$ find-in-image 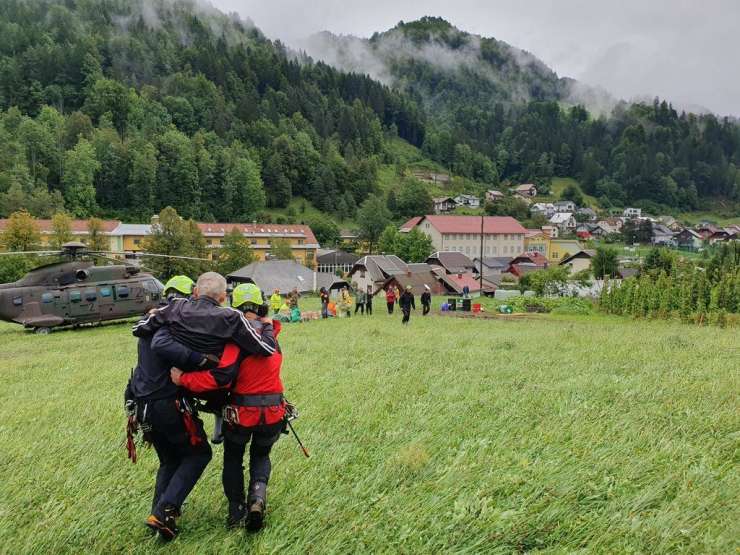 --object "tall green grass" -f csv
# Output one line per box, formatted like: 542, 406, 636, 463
0, 311, 737, 553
